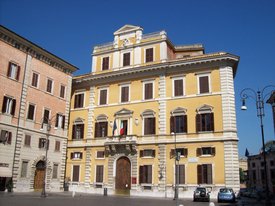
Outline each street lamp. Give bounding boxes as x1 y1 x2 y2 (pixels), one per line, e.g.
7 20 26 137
40 116 55 198
171 131 178 204
240 85 275 205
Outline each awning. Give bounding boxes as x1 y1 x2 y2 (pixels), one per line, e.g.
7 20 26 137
0 167 12 177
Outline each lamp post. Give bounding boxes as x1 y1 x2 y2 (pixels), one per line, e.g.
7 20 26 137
40 116 55 198
240 85 275 205
171 132 178 204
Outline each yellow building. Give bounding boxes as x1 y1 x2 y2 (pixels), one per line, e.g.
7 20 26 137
66 25 240 198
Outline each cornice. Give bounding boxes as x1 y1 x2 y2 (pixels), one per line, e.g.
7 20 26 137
0 25 78 74
73 52 239 87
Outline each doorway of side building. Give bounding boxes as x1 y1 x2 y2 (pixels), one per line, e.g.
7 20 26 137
115 156 131 195
34 160 45 191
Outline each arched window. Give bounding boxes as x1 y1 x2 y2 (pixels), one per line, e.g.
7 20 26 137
72 118 84 140
196 105 214 132
170 107 187 134
141 110 155 135
95 114 108 138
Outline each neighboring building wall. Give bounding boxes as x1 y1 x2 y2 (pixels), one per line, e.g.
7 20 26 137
66 25 240 198
0 25 77 192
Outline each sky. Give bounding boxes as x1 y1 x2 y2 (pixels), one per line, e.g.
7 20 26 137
0 0 274 157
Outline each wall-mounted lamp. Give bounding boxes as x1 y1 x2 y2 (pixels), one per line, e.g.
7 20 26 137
109 121 113 128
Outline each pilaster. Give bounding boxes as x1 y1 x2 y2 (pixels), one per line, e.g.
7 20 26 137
158 75 166 134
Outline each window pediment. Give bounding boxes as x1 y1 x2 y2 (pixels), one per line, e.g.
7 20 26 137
171 107 187 116
141 109 155 118
114 108 133 117
196 104 213 114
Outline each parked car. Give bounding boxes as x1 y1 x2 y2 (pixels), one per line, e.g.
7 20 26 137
217 187 236 203
193 187 210 202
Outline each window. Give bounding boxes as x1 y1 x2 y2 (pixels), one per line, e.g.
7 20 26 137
143 82 153 100
7 62 20 80
198 74 210 94
145 48 153 63
99 88 107 105
55 113 65 129
170 148 188 158
31 72 39 87
142 110 156 135
96 151 105 158
176 165 185 184
60 85 66 98
196 105 214 132
72 165 80 182
71 152 83 159
27 104 35 120
72 124 84 140
55 141 60 152
123 52 130 66
74 93 84 108
140 149 155 158
24 135 31 146
96 165 104 183
139 165 152 184
120 85 129 103
43 109 50 124
38 138 49 149
21 161 28 178
170 115 187 134
52 164 58 179
197 164 212 184
197 147 216 156
95 121 108 138
173 77 184 97
46 78 53 93
0 130 12 144
2 96 16 115
102 57 109 70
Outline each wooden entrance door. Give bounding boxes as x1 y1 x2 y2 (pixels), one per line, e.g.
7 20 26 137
34 169 45 190
34 160 46 190
115 157 131 194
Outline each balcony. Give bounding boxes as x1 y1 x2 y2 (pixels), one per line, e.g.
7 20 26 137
104 135 137 156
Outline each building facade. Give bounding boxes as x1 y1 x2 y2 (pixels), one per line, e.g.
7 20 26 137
66 25 240 198
247 150 275 193
0 26 78 192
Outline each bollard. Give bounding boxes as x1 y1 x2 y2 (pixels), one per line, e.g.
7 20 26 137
72 190 75 198
103 188 107 196
209 202 215 206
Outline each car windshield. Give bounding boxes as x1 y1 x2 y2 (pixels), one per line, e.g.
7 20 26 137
196 188 206 192
220 188 233 193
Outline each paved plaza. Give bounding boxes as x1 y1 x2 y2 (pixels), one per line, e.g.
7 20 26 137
0 191 274 206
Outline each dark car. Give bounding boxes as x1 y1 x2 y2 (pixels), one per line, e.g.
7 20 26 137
217 187 236 203
193 187 210 202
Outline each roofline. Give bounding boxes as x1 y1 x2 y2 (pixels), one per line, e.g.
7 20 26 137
0 25 79 73
73 52 239 84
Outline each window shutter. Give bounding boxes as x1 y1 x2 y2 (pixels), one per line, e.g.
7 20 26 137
95 122 100 138
147 165 152 183
139 166 144 184
174 79 183 96
170 149 175 159
80 124 84 139
145 83 153 100
179 165 185 184
211 147 216 156
151 117 156 134
80 152 83 159
170 116 175 134
210 113 214 131
7 62 12 77
38 138 42 148
140 150 144 157
184 148 188 157
7 132 12 144
2 96 7 113
10 99 16 115
196 114 201 132
207 164 213 184
152 150 155 157
72 165 80 182
72 125 76 139
196 148 202 156
197 165 202 184
74 95 79 108
183 115 187 133
71 152 74 159
47 139 50 150
199 76 209 93
62 115 65 129
55 114 59 127
16 66 21 80
103 122 108 136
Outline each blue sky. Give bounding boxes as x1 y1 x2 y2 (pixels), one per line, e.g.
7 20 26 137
1 0 274 156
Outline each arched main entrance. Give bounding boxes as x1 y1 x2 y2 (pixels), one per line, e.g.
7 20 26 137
34 160 45 190
115 156 131 195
